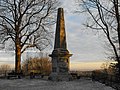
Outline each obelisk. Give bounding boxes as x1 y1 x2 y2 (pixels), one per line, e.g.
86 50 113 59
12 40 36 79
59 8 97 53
49 8 72 81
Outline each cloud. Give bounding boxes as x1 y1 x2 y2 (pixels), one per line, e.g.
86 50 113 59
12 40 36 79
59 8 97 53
60 0 76 13
0 51 14 57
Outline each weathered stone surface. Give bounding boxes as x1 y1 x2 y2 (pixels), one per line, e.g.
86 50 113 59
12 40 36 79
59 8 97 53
49 8 72 81
54 8 67 49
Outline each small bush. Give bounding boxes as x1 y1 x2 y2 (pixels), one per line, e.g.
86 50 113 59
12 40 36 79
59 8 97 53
22 56 52 76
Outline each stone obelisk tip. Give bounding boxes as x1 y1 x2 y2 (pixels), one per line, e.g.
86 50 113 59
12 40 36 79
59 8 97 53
58 8 63 11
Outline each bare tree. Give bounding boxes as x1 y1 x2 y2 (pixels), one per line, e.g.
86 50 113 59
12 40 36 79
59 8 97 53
75 0 120 75
0 0 59 73
108 62 118 75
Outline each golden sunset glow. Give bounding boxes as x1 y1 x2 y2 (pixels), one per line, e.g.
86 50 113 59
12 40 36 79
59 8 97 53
70 61 107 71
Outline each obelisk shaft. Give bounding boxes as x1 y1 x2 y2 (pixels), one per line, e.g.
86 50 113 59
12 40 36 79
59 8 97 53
54 8 67 49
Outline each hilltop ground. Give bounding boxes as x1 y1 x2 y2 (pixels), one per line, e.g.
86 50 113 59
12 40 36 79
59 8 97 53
0 78 115 90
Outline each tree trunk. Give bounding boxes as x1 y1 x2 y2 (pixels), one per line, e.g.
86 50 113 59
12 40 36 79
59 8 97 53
15 42 21 74
115 0 120 77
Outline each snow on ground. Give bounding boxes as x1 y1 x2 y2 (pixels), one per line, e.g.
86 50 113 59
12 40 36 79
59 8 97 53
0 78 115 90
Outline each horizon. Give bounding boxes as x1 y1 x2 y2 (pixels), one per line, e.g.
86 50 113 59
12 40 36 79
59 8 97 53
0 50 113 71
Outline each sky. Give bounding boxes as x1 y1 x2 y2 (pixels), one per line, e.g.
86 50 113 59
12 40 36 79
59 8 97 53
59 0 110 70
61 0 106 60
0 0 111 71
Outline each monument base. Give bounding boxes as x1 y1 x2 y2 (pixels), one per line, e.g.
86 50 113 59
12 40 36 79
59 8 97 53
49 72 72 81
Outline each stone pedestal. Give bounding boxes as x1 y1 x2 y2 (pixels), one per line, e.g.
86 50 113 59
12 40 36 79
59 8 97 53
49 49 72 81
